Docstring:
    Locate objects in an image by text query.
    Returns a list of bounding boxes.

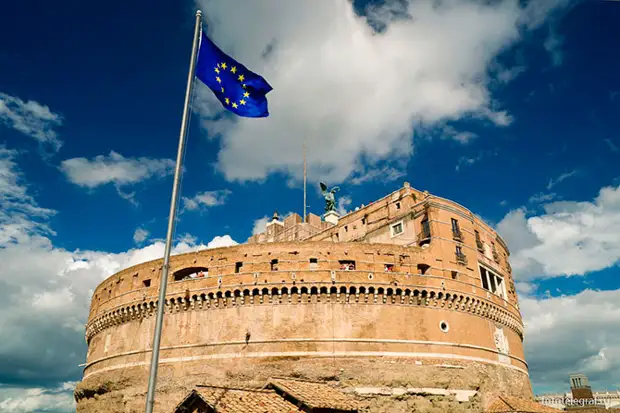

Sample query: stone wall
[78,184,529,412]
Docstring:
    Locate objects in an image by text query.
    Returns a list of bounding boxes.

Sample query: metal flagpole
[144,9,202,413]
[303,137,307,223]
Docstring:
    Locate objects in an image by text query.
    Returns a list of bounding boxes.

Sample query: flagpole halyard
[144,9,202,413]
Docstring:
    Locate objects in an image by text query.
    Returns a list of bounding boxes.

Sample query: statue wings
[319,182,328,192]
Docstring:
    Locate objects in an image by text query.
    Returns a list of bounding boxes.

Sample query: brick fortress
[75,182,531,412]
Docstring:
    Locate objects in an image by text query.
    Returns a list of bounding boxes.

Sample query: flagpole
[303,137,307,223]
[144,9,202,413]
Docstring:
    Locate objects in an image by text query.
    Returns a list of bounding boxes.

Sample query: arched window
[172,267,208,281]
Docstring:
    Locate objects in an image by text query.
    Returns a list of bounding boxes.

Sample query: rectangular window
[235,262,242,273]
[309,258,318,270]
[451,271,458,280]
[421,218,430,235]
[480,268,489,290]
[391,221,404,236]
[396,202,401,210]
[451,218,459,232]
[270,259,278,271]
[479,265,505,298]
[456,245,462,255]
[361,217,366,225]
[384,264,394,272]
[344,225,348,232]
[143,279,151,288]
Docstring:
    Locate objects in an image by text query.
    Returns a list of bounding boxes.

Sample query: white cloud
[182,189,232,211]
[528,192,556,204]
[206,235,238,249]
[193,0,571,184]
[521,289,620,392]
[252,216,270,235]
[544,28,564,67]
[350,164,406,186]
[0,147,238,391]
[133,228,149,244]
[497,184,620,280]
[546,170,578,190]
[496,65,527,83]
[0,92,63,152]
[59,151,175,191]
[0,382,76,413]
[251,211,296,237]
[337,195,352,216]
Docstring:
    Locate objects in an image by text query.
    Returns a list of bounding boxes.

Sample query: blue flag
[195,31,273,118]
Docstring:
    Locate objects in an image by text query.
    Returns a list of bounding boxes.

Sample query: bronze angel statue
[320,182,339,212]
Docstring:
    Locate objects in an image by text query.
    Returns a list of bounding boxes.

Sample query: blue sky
[1,0,620,411]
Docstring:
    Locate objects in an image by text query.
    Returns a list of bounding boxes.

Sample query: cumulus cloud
[182,189,232,211]
[497,184,620,280]
[252,216,270,235]
[0,147,238,395]
[337,195,352,216]
[192,0,570,185]
[0,92,63,152]
[59,151,175,201]
[521,289,620,393]
[496,181,620,392]
[133,227,149,244]
[0,382,76,413]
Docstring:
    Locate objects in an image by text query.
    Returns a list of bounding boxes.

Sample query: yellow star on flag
[238,74,245,82]
[215,76,221,83]
[242,84,247,89]
[220,62,227,70]
[239,99,246,105]
[214,67,220,74]
[231,66,237,74]
[225,97,230,105]
[221,87,225,93]
[243,91,250,98]
[232,102,238,108]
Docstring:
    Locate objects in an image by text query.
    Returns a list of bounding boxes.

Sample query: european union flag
[195,31,273,118]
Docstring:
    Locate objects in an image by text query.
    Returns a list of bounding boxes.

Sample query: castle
[75,182,532,412]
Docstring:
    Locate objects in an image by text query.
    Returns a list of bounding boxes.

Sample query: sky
[1,0,620,411]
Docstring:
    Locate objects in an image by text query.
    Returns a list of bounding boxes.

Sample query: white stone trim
[83,348,529,380]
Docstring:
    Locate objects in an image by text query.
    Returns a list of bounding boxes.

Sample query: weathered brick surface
[77,183,529,412]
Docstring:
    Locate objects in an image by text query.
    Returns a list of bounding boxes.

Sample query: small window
[384,264,394,272]
[143,279,151,288]
[339,260,356,271]
[451,271,458,280]
[309,258,318,270]
[391,221,404,236]
[451,218,459,232]
[396,202,401,210]
[361,216,366,225]
[455,245,462,255]
[271,259,279,271]
[235,262,242,273]
[344,225,348,232]
[417,264,430,275]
